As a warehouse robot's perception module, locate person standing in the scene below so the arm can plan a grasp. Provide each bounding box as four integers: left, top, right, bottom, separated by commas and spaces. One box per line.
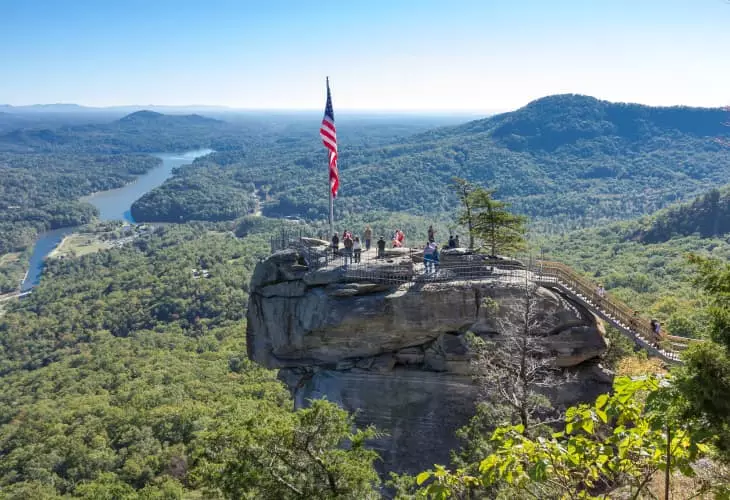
377, 236, 386, 258
364, 225, 373, 252
448, 235, 456, 249
353, 236, 362, 263
423, 241, 435, 273
343, 232, 354, 265
433, 244, 440, 274
650, 319, 662, 346
427, 225, 435, 243
331, 233, 339, 258
630, 310, 640, 332
454, 235, 460, 248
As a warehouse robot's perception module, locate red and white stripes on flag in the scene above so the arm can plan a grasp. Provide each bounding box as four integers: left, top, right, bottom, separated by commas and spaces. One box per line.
320, 78, 339, 198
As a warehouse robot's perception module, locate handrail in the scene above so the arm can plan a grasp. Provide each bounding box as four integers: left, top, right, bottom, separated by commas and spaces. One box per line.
269, 230, 702, 362
533, 261, 697, 350
531, 261, 690, 363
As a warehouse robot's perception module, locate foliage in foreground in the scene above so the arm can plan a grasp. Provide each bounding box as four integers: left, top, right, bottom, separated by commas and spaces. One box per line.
408, 376, 712, 499
194, 399, 380, 499
675, 255, 730, 462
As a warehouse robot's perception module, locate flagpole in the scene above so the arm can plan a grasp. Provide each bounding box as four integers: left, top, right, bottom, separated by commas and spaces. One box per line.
327, 76, 334, 237
322, 75, 336, 238
329, 183, 334, 237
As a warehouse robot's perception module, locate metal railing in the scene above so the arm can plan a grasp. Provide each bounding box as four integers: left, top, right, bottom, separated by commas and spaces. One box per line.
532, 261, 701, 363
269, 230, 703, 363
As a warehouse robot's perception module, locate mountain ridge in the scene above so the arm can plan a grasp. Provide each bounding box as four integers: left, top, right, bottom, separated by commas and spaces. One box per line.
414, 94, 728, 149
237, 93, 730, 226
0, 110, 237, 153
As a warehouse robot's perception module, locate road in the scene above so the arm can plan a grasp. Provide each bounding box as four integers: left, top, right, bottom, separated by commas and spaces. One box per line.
0, 291, 31, 302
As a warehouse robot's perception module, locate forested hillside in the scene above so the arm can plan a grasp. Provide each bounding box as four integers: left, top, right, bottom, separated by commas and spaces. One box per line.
637, 186, 730, 243
0, 223, 380, 498
540, 185, 730, 339
0, 111, 245, 153
0, 153, 161, 292
130, 161, 258, 222
133, 94, 730, 228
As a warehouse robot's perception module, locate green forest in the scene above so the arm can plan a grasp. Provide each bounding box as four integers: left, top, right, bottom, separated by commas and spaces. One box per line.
1, 215, 729, 498
0, 223, 382, 498
0, 153, 161, 292
1, 96, 730, 497
129, 95, 730, 230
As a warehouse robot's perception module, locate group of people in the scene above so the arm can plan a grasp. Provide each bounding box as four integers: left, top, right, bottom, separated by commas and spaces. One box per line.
330, 225, 393, 264
331, 229, 364, 264
328, 225, 464, 274
392, 229, 406, 248
330, 226, 415, 261
429, 225, 461, 249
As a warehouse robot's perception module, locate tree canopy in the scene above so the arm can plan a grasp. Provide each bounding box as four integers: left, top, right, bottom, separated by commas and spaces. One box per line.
0, 223, 381, 497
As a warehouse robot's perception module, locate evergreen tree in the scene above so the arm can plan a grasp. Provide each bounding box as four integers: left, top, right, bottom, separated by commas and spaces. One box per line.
473, 192, 527, 257
452, 177, 476, 249
453, 178, 527, 255
676, 255, 730, 458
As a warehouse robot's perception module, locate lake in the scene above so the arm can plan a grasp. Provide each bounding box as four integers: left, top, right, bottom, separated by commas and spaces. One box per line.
80, 149, 213, 222
21, 149, 212, 291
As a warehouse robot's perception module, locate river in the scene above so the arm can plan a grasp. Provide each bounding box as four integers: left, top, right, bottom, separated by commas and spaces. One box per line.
21, 149, 212, 291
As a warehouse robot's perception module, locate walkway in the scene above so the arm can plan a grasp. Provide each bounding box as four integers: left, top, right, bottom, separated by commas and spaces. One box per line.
532, 261, 696, 364
271, 234, 701, 365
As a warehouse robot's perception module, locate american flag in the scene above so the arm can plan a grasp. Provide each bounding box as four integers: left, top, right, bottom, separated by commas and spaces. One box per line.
320, 78, 339, 198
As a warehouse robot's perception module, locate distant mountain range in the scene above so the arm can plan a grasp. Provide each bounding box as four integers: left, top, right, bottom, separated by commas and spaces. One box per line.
0, 110, 237, 153
219, 94, 730, 227
0, 103, 236, 114
3, 94, 730, 229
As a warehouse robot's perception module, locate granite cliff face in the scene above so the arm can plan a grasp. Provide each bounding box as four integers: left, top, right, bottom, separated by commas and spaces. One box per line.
247, 247, 612, 474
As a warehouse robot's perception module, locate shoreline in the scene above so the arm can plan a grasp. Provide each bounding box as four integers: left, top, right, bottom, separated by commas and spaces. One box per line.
47, 234, 75, 259
18, 149, 214, 292
78, 149, 211, 203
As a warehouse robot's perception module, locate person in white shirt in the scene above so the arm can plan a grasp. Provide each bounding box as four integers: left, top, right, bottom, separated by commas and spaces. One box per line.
353, 237, 362, 263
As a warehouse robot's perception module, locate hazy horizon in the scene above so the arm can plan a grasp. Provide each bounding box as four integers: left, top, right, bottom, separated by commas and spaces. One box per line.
0, 102, 504, 115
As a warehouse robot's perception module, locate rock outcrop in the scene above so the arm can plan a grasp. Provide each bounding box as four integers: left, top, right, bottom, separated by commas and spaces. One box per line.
247, 248, 612, 474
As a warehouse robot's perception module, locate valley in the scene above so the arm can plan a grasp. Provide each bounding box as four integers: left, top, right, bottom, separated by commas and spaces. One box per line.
0, 97, 729, 498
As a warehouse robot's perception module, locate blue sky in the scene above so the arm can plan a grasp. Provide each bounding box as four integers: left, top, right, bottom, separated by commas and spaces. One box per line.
1, 0, 729, 111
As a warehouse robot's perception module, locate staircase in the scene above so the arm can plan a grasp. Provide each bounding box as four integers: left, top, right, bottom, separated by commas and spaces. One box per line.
531, 261, 700, 365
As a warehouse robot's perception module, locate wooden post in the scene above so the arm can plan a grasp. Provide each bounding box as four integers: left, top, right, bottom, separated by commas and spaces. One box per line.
665, 424, 671, 500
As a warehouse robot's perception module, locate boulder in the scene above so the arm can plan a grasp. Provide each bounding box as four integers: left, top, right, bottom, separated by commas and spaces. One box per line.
299, 237, 330, 247
247, 248, 613, 476
370, 353, 396, 372
438, 333, 469, 359
548, 325, 610, 367
303, 267, 348, 286
248, 252, 606, 369
250, 249, 306, 288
